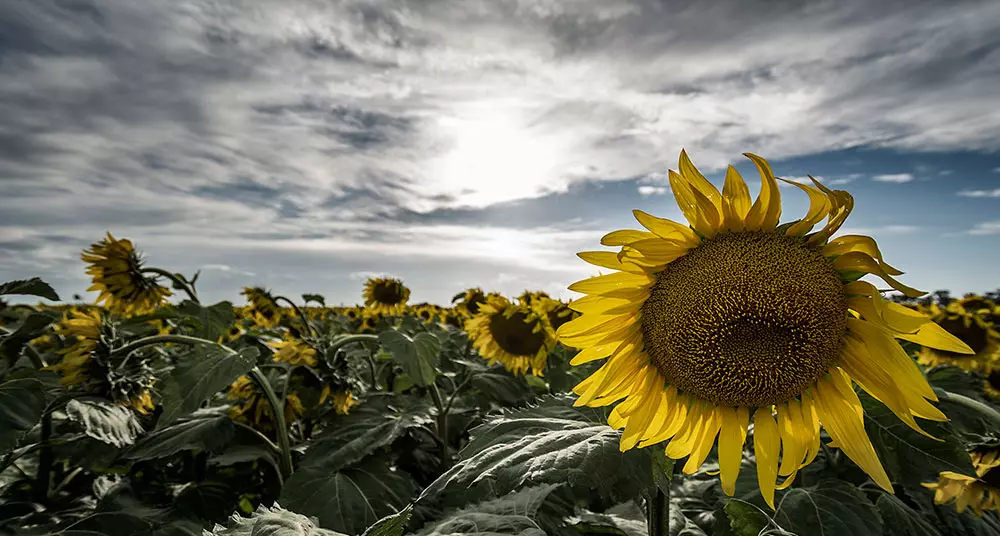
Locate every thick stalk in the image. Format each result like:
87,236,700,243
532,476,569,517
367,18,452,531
141,267,199,304
107,334,293,477
934,388,1000,428
647,487,669,536
275,296,316,337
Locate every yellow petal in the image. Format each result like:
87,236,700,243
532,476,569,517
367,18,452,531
567,272,653,296
632,209,700,246
668,170,718,238
718,406,749,496
682,407,722,474
577,251,646,274
743,153,782,231
825,235,903,276
833,252,923,298
780,177,832,236
601,229,657,246
679,149,724,213
721,165,751,231
753,407,780,509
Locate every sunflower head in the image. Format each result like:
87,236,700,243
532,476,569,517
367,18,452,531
438,307,465,329
466,295,555,376
917,306,1000,372
558,150,973,507
535,296,577,334
949,295,999,317
82,232,172,315
924,445,1000,516
357,310,384,334
50,310,158,414
241,287,283,328
227,376,306,432
363,277,410,315
516,290,551,308
453,287,488,316
331,391,360,415
270,336,319,367
410,303,440,324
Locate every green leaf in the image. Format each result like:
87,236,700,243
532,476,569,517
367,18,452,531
157,346,257,428
0,313,56,362
469,366,533,405
280,458,417,535
0,278,59,301
66,398,144,448
874,493,942,536
203,503,348,536
415,485,557,536
0,378,47,452
926,366,996,438
296,397,429,474
302,294,325,307
724,500,771,536
669,503,709,536
58,512,153,536
379,331,438,387
361,505,413,536
126,409,235,460
860,390,977,487
175,300,235,343
772,479,882,536
422,395,653,500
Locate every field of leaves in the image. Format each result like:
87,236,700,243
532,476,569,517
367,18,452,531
1,239,1000,536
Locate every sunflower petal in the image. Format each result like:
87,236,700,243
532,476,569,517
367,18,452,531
825,235,903,276
780,177,832,236
718,406,749,496
632,210,700,245
753,407,780,509
833,252,923,298
743,153,782,231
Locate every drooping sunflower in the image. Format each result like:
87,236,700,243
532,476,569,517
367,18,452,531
453,287,488,316
438,307,465,329
270,336,319,367
241,287,283,328
557,150,972,507
363,277,410,315
466,295,556,376
50,309,157,414
227,376,305,432
923,446,1000,516
82,233,172,315
916,304,1000,373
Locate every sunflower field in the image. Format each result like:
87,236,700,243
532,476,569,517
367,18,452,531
3,152,1000,536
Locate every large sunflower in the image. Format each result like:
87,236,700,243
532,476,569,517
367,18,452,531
923,446,1000,516
363,277,410,315
466,295,555,376
82,233,172,315
557,150,972,507
916,304,1000,373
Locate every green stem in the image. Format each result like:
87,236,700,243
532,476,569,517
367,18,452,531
275,296,316,337
427,382,449,463
934,388,1000,428
23,343,47,368
141,267,200,304
35,413,52,502
647,487,669,536
107,334,294,478
365,353,379,391
442,374,475,417
328,334,380,354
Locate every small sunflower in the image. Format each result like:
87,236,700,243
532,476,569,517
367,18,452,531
453,287,488,316
924,446,1000,516
82,232,172,315
411,303,440,325
917,304,1000,373
949,296,999,317
536,296,577,334
466,295,556,376
357,310,384,334
270,336,319,367
363,277,410,315
241,287,283,328
439,307,465,329
227,376,306,432
557,150,972,507
50,310,157,414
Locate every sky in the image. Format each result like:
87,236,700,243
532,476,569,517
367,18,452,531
1,0,999,307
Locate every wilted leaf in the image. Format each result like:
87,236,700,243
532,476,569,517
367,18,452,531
280,458,417,535
772,479,882,536
203,502,347,536
66,398,144,448
0,278,59,301
127,409,235,460
0,377,47,452
416,485,557,536
158,346,257,427
860,391,977,487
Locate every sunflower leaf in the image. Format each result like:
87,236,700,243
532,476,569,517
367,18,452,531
0,278,60,301
157,346,258,428
204,502,348,536
125,408,235,460
873,493,943,536
0,377,48,452
379,330,438,387
415,485,558,536
361,505,413,536
174,300,235,343
65,398,144,448
859,390,977,488
771,479,882,536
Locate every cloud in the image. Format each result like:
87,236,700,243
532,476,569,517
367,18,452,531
958,188,1000,198
836,225,919,236
967,221,1000,235
872,173,914,183
637,185,669,196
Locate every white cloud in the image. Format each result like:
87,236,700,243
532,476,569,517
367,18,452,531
872,173,914,183
967,221,1000,235
836,225,919,236
958,188,1000,198
637,185,669,196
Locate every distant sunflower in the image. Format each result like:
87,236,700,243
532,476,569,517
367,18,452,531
466,295,555,376
228,376,305,432
50,309,156,414
537,297,577,334
270,336,318,367
411,303,440,325
949,296,998,317
363,277,410,315
357,310,383,334
439,308,465,329
917,305,1000,373
557,150,972,507
453,287,488,316
517,290,551,308
241,287,282,328
924,446,1000,516
82,233,172,315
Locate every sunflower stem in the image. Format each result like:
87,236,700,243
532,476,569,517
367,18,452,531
647,486,669,536
933,388,1000,428
427,382,450,464
107,334,294,478
274,296,317,337
141,267,200,304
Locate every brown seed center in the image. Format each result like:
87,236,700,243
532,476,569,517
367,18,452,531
489,311,545,356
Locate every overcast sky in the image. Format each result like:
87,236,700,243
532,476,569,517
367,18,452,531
2,0,999,307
